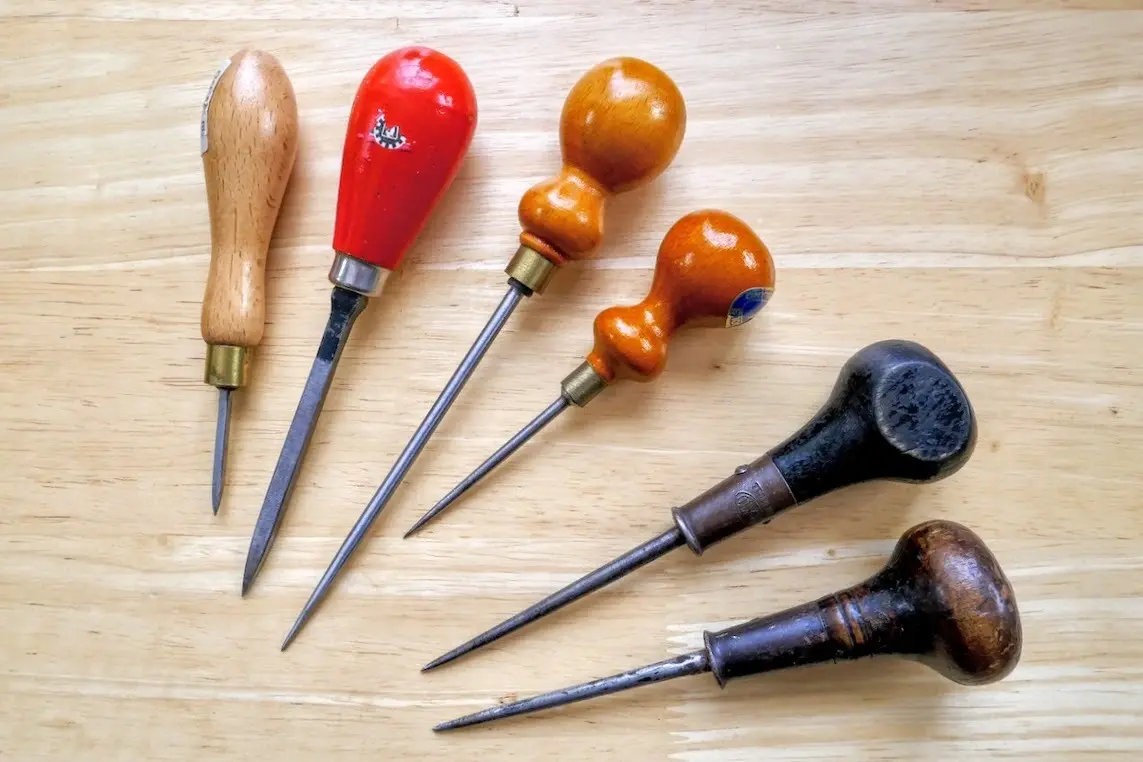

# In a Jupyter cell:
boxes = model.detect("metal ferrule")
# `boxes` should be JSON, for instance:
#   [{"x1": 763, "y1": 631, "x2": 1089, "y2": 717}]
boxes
[
  {"x1": 506, "y1": 245, "x2": 557, "y2": 294},
  {"x1": 671, "y1": 455, "x2": 797, "y2": 555},
  {"x1": 328, "y1": 251, "x2": 388, "y2": 296},
  {"x1": 560, "y1": 361, "x2": 608, "y2": 407},
  {"x1": 204, "y1": 344, "x2": 248, "y2": 389}
]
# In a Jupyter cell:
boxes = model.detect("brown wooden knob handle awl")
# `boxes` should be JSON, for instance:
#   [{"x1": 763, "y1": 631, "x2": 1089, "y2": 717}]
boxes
[
  {"x1": 507, "y1": 57, "x2": 686, "y2": 294},
  {"x1": 433, "y1": 520, "x2": 1023, "y2": 731},
  {"x1": 200, "y1": 48, "x2": 299, "y2": 390},
  {"x1": 705, "y1": 520, "x2": 1022, "y2": 687}
]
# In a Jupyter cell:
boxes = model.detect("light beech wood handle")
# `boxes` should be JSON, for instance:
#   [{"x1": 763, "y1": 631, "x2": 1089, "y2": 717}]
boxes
[{"x1": 200, "y1": 49, "x2": 298, "y2": 348}]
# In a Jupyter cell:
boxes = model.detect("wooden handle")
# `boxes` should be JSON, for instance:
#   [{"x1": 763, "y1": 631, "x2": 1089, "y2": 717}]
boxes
[
  {"x1": 704, "y1": 520, "x2": 1023, "y2": 688},
  {"x1": 517, "y1": 57, "x2": 686, "y2": 264},
  {"x1": 200, "y1": 49, "x2": 299, "y2": 348},
  {"x1": 584, "y1": 210, "x2": 774, "y2": 384},
  {"x1": 768, "y1": 339, "x2": 977, "y2": 502},
  {"x1": 331, "y1": 47, "x2": 476, "y2": 273},
  {"x1": 670, "y1": 341, "x2": 976, "y2": 554}
]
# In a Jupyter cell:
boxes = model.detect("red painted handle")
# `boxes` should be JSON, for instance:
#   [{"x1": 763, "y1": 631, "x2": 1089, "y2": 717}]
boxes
[{"x1": 332, "y1": 47, "x2": 477, "y2": 271}]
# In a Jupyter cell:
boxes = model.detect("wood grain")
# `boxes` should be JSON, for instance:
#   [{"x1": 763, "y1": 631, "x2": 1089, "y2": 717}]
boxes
[
  {"x1": 704, "y1": 520, "x2": 1022, "y2": 688},
  {"x1": 200, "y1": 48, "x2": 298, "y2": 348},
  {"x1": 1, "y1": 4, "x2": 1142, "y2": 761}
]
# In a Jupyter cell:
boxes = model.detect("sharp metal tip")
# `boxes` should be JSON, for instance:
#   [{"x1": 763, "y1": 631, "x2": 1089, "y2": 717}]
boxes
[
  {"x1": 241, "y1": 545, "x2": 262, "y2": 598},
  {"x1": 404, "y1": 482, "x2": 469, "y2": 537},
  {"x1": 402, "y1": 513, "x2": 433, "y2": 539},
  {"x1": 431, "y1": 705, "x2": 508, "y2": 732},
  {"x1": 422, "y1": 528, "x2": 687, "y2": 669},
  {"x1": 422, "y1": 636, "x2": 498, "y2": 674},
  {"x1": 281, "y1": 614, "x2": 306, "y2": 651},
  {"x1": 422, "y1": 647, "x2": 465, "y2": 673},
  {"x1": 280, "y1": 573, "x2": 337, "y2": 650},
  {"x1": 404, "y1": 395, "x2": 571, "y2": 536},
  {"x1": 430, "y1": 651, "x2": 710, "y2": 732}
]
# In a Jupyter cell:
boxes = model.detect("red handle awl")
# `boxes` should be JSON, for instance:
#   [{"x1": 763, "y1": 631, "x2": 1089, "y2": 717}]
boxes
[
  {"x1": 242, "y1": 48, "x2": 477, "y2": 597},
  {"x1": 333, "y1": 46, "x2": 477, "y2": 272}
]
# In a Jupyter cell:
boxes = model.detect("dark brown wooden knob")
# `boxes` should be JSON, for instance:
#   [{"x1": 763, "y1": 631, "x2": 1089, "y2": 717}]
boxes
[
  {"x1": 704, "y1": 520, "x2": 1022, "y2": 687},
  {"x1": 884, "y1": 520, "x2": 1023, "y2": 685}
]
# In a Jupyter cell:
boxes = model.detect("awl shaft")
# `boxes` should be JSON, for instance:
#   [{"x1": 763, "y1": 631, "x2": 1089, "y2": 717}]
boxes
[
  {"x1": 405, "y1": 394, "x2": 570, "y2": 538},
  {"x1": 212, "y1": 388, "x2": 232, "y2": 513},
  {"x1": 280, "y1": 284, "x2": 523, "y2": 647},
  {"x1": 435, "y1": 652, "x2": 708, "y2": 731},
  {"x1": 423, "y1": 528, "x2": 683, "y2": 671}
]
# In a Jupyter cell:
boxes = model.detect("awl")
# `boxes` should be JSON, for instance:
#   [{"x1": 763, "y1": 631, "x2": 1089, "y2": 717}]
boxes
[
  {"x1": 242, "y1": 47, "x2": 477, "y2": 594},
  {"x1": 199, "y1": 49, "x2": 298, "y2": 515}
]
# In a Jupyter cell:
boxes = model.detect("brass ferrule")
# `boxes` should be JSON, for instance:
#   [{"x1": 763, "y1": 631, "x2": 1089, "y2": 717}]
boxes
[
  {"x1": 560, "y1": 361, "x2": 608, "y2": 407},
  {"x1": 204, "y1": 344, "x2": 249, "y2": 389},
  {"x1": 506, "y1": 246, "x2": 557, "y2": 294}
]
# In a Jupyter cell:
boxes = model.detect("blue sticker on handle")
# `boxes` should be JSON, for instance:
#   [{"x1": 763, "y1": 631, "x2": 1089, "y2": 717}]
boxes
[{"x1": 726, "y1": 287, "x2": 772, "y2": 327}]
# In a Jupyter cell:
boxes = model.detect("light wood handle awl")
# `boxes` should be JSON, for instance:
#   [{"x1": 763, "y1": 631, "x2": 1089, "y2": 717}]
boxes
[{"x1": 200, "y1": 48, "x2": 298, "y2": 388}]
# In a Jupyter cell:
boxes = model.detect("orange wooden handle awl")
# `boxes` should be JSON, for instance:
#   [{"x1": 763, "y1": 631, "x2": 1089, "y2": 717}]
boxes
[
  {"x1": 200, "y1": 49, "x2": 298, "y2": 350},
  {"x1": 585, "y1": 210, "x2": 775, "y2": 384},
  {"x1": 518, "y1": 57, "x2": 686, "y2": 265}
]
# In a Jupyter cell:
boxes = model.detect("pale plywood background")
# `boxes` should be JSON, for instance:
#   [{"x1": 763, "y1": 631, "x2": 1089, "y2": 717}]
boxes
[{"x1": 2, "y1": 2, "x2": 1142, "y2": 759}]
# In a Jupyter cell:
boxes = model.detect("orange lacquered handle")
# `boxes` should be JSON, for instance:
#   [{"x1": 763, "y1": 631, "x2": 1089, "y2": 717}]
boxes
[
  {"x1": 585, "y1": 210, "x2": 775, "y2": 383},
  {"x1": 518, "y1": 57, "x2": 686, "y2": 265}
]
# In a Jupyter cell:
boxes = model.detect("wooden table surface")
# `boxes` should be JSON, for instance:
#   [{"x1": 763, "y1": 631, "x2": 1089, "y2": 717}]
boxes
[{"x1": 3, "y1": 2, "x2": 1142, "y2": 760}]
